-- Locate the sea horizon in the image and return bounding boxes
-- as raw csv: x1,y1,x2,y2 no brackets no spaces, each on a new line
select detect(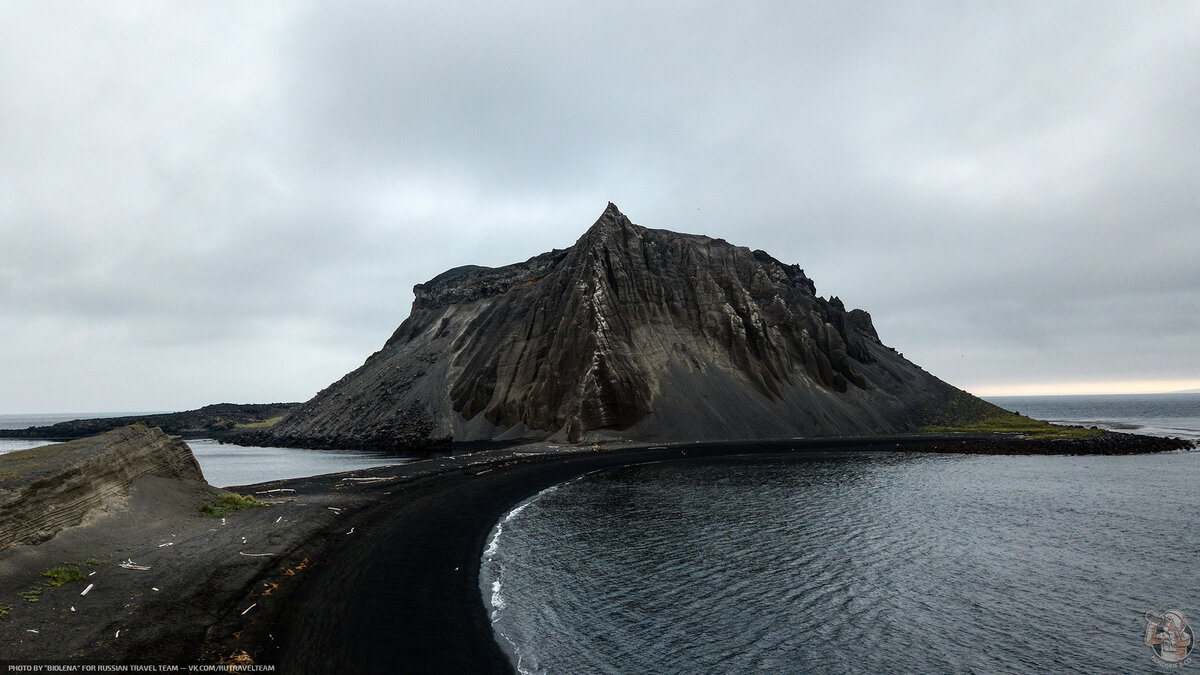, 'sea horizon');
3,390,1199,422
5,392,1199,433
